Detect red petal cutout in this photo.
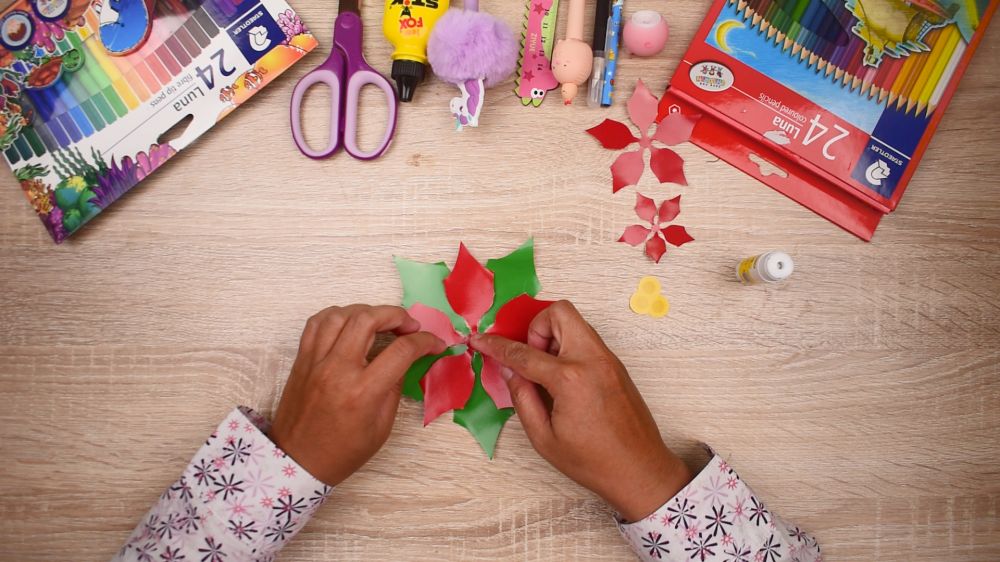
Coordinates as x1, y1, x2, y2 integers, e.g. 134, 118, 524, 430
488, 294, 554, 341
407, 303, 464, 347
585, 119, 638, 149
611, 149, 645, 193
663, 225, 695, 247
627, 80, 659, 137
652, 113, 700, 146
635, 193, 657, 223
649, 147, 687, 186
420, 353, 474, 425
658, 195, 681, 223
645, 235, 667, 263
443, 243, 495, 330
480, 356, 512, 409
618, 225, 651, 246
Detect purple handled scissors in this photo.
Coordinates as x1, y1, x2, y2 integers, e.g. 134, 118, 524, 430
290, 0, 397, 160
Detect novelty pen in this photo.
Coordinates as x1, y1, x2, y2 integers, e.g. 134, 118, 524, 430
600, 0, 623, 106
587, 0, 610, 107
551, 0, 593, 104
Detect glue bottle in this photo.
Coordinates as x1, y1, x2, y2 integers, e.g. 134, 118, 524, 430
736, 251, 794, 284
383, 0, 449, 101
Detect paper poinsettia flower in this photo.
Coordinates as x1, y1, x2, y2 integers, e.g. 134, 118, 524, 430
619, 193, 694, 263
586, 80, 701, 193
394, 239, 551, 458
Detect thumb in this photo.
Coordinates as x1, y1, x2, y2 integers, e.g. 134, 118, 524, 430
366, 331, 447, 394
505, 368, 553, 449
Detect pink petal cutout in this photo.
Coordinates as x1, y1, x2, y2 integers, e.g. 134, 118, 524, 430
635, 192, 657, 223
407, 303, 464, 347
480, 355, 512, 409
658, 195, 681, 223
652, 113, 700, 146
627, 80, 659, 137
649, 147, 687, 186
586, 119, 638, 150
618, 225, 651, 246
645, 235, 667, 263
663, 225, 695, 247
443, 243, 495, 330
420, 353, 475, 425
611, 149, 645, 193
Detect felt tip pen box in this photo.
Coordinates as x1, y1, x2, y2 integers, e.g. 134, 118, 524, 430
660, 0, 998, 240
3, 0, 317, 243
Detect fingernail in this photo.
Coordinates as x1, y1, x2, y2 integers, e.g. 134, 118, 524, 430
469, 334, 482, 347
500, 367, 513, 381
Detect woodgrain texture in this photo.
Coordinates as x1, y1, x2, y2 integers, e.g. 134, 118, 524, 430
1, 0, 999, 558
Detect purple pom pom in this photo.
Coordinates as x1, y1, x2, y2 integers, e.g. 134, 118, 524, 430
427, 9, 518, 88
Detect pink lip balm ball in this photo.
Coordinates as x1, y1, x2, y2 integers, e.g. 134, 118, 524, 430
623, 10, 669, 57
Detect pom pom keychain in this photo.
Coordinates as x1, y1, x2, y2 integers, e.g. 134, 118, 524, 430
427, 0, 518, 129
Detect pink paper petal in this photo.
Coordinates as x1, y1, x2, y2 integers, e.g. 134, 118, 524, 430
611, 149, 645, 193
645, 235, 667, 263
635, 192, 657, 223
407, 303, 464, 347
658, 195, 681, 224
443, 243, 495, 329
652, 113, 700, 146
627, 80, 659, 137
618, 225, 651, 246
480, 356, 512, 409
420, 353, 474, 425
663, 225, 695, 247
649, 147, 687, 186
585, 119, 638, 149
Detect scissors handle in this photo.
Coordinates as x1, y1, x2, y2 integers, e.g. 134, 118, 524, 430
341, 70, 397, 160
290, 67, 343, 159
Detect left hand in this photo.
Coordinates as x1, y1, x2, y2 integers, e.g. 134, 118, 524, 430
269, 305, 446, 486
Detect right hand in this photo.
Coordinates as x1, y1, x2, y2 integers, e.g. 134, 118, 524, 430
470, 301, 692, 522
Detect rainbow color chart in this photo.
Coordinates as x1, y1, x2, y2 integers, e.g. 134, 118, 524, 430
4, 0, 317, 242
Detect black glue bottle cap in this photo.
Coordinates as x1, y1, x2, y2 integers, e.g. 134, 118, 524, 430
391, 59, 425, 102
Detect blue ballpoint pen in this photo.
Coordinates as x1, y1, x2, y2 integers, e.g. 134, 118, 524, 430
600, 0, 623, 106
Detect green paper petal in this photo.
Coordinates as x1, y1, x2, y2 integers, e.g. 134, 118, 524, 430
402, 345, 463, 401
480, 239, 541, 330
453, 352, 514, 458
394, 256, 468, 334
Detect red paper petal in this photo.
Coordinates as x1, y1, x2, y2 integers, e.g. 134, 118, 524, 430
618, 225, 651, 246
649, 147, 687, 186
652, 113, 700, 146
663, 225, 695, 247
658, 195, 681, 223
627, 80, 659, 137
407, 303, 464, 347
645, 235, 667, 263
585, 119, 638, 150
488, 294, 554, 341
611, 149, 645, 193
443, 243, 495, 329
634, 192, 657, 223
479, 356, 512, 409
420, 353, 474, 425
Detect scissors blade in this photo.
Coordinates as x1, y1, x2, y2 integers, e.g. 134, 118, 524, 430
338, 0, 360, 15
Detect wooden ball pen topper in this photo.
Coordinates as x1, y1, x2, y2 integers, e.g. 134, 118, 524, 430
551, 0, 593, 104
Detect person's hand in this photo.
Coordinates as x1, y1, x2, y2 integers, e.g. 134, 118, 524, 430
470, 301, 692, 522
269, 305, 446, 486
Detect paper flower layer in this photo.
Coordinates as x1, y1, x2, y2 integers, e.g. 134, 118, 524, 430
585, 80, 700, 193
629, 276, 669, 318
394, 239, 551, 457
619, 193, 694, 263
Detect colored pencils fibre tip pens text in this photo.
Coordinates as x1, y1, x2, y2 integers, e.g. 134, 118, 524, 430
587, 0, 610, 107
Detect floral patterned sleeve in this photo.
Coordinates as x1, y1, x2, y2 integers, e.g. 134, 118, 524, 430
617, 454, 821, 562
114, 407, 332, 562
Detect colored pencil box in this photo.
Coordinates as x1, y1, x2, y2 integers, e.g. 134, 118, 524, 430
3, 0, 317, 242
660, 0, 998, 240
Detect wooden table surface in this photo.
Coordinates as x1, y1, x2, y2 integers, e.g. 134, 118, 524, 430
2, 0, 999, 559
